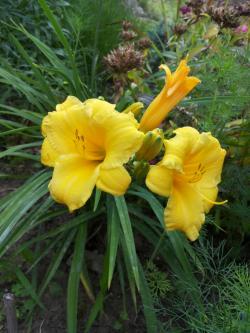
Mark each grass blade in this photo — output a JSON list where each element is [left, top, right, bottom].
[[15, 267, 45, 310], [114, 196, 140, 290], [67, 222, 87, 333], [38, 0, 85, 98], [106, 196, 120, 288], [138, 261, 158, 333], [84, 250, 109, 333]]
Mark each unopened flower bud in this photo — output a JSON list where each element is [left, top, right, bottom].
[[123, 102, 144, 117], [133, 160, 150, 184], [136, 128, 164, 161]]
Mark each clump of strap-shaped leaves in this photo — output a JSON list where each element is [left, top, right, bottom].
[[0, 1, 205, 332]]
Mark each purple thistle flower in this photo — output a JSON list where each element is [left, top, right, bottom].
[[180, 5, 192, 15], [235, 24, 248, 34]]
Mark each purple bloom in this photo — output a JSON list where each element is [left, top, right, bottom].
[[180, 5, 191, 15], [235, 24, 248, 34]]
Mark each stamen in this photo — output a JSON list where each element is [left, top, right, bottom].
[[186, 163, 206, 183], [75, 129, 80, 141], [199, 192, 228, 205]]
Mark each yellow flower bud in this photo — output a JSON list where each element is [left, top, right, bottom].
[[139, 60, 200, 132], [122, 102, 144, 117]]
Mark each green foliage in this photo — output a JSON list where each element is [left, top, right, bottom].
[[0, 0, 132, 103], [145, 261, 172, 300], [66, 0, 132, 57], [0, 0, 249, 332], [138, 0, 181, 24], [129, 13, 250, 241], [157, 239, 250, 333], [0, 2, 200, 327]]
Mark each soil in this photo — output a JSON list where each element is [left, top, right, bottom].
[[28, 273, 147, 333], [0, 179, 150, 333]]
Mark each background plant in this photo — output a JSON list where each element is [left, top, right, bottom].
[[0, 0, 249, 332], [157, 238, 250, 333]]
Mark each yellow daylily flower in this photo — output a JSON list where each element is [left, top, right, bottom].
[[41, 96, 144, 211], [146, 127, 226, 241], [139, 60, 200, 132]]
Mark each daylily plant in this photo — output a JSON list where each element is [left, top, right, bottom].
[[41, 97, 144, 211], [41, 59, 226, 241]]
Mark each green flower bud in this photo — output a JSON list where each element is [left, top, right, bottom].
[[136, 128, 164, 161], [133, 160, 150, 184]]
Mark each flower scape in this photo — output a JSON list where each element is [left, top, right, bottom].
[[41, 60, 226, 241]]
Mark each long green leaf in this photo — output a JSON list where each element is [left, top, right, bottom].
[[15, 268, 45, 310], [38, 0, 85, 98], [0, 105, 43, 124], [0, 171, 50, 257], [9, 33, 57, 106], [0, 141, 42, 159], [138, 261, 158, 333], [120, 236, 137, 311], [129, 186, 200, 285], [114, 196, 140, 290], [0, 68, 45, 111], [106, 196, 120, 288], [67, 223, 87, 333], [16, 208, 104, 252], [39, 230, 76, 296], [84, 249, 109, 333], [25, 230, 76, 323]]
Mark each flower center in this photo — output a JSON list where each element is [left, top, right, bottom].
[[73, 128, 85, 153], [73, 128, 106, 161], [178, 162, 206, 184], [186, 163, 206, 183]]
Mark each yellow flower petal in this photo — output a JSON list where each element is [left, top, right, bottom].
[[43, 106, 88, 157], [146, 126, 226, 241], [83, 98, 116, 115], [97, 166, 131, 195], [41, 115, 48, 137], [41, 138, 59, 167], [41, 97, 145, 211], [49, 154, 100, 212], [42, 96, 82, 137], [159, 64, 172, 88], [122, 102, 144, 116], [80, 99, 144, 165], [97, 110, 144, 168], [139, 60, 200, 132], [164, 180, 205, 241], [146, 165, 173, 197], [161, 127, 200, 171], [104, 117, 144, 167], [198, 186, 218, 213], [56, 96, 82, 112], [188, 133, 226, 187]]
